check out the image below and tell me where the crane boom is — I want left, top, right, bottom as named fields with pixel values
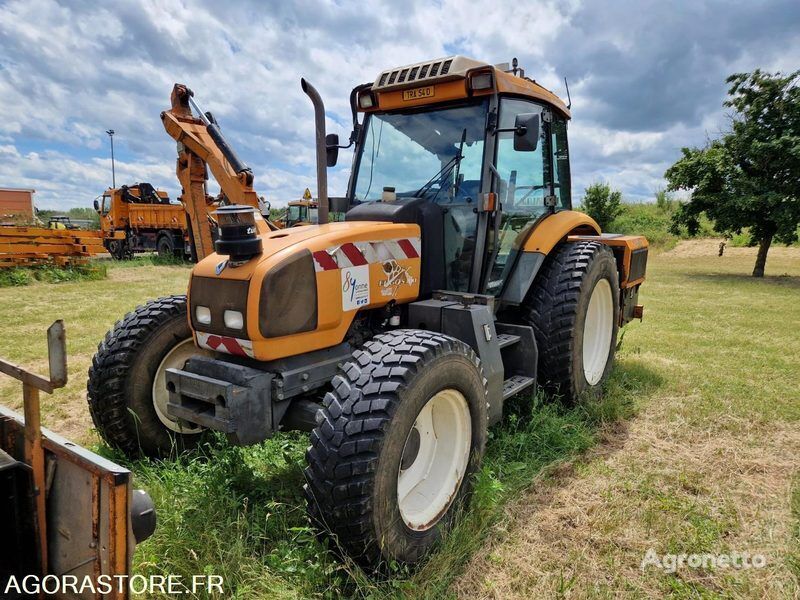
left=161, top=84, right=276, bottom=261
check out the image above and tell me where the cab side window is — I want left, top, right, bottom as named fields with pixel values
left=551, top=116, right=571, bottom=209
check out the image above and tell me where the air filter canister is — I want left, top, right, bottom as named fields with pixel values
left=214, top=205, right=263, bottom=261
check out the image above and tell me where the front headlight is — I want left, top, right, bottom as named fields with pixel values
left=224, top=310, right=244, bottom=330
left=189, top=277, right=249, bottom=336
left=196, top=305, right=212, bottom=325
left=259, top=250, right=318, bottom=338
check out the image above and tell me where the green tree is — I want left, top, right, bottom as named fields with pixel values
left=666, top=70, right=800, bottom=277
left=654, top=189, right=676, bottom=213
left=580, top=182, right=623, bottom=230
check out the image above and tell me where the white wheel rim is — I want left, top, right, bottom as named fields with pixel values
left=582, top=278, right=614, bottom=386
left=152, top=338, right=210, bottom=434
left=397, top=388, right=471, bottom=531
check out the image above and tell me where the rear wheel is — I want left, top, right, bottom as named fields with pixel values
left=304, top=329, right=487, bottom=566
left=87, top=296, right=210, bottom=458
left=156, top=232, right=176, bottom=258
left=522, top=241, right=620, bottom=402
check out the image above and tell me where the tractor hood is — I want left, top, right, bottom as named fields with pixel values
left=191, top=221, right=420, bottom=282
left=188, top=220, right=422, bottom=362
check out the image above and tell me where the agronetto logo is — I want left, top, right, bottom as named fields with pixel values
left=640, top=548, right=767, bottom=573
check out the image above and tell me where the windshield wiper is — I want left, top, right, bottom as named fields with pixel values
left=451, top=128, right=468, bottom=199
left=415, top=153, right=462, bottom=198
left=415, top=128, right=468, bottom=200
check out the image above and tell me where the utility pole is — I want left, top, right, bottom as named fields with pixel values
left=106, top=129, right=116, bottom=188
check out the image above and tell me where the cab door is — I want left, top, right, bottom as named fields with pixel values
left=485, top=98, right=551, bottom=295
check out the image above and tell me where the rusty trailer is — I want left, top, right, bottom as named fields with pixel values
left=0, top=322, right=155, bottom=599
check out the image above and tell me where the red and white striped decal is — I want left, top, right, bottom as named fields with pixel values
left=196, top=332, right=254, bottom=358
left=312, top=237, right=421, bottom=272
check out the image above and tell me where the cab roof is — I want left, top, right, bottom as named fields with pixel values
left=368, top=55, right=570, bottom=118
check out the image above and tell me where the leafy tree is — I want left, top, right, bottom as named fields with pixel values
left=666, top=70, right=800, bottom=277
left=581, top=182, right=623, bottom=230
left=654, top=189, right=677, bottom=213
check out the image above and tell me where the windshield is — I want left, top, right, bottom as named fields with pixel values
left=288, top=205, right=304, bottom=222
left=353, top=100, right=488, bottom=203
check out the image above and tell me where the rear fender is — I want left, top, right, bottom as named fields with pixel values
left=501, top=211, right=600, bottom=305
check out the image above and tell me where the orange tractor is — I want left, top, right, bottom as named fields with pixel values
left=88, top=56, right=648, bottom=566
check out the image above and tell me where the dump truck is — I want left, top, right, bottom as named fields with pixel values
left=281, top=193, right=346, bottom=228
left=87, top=56, right=648, bottom=567
left=1, top=322, right=155, bottom=597
left=95, top=183, right=190, bottom=259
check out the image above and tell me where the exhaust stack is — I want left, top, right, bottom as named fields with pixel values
left=300, top=78, right=329, bottom=225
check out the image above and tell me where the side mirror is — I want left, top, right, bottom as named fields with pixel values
left=93, top=199, right=100, bottom=212
left=325, top=133, right=339, bottom=167
left=513, top=113, right=540, bottom=152
left=329, top=196, right=350, bottom=214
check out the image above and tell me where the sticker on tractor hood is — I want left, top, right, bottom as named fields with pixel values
left=341, top=265, right=370, bottom=311
left=196, top=332, right=254, bottom=358
left=312, top=237, right=420, bottom=272
left=379, top=259, right=416, bottom=296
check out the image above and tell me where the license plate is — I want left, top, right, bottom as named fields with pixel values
left=402, top=86, right=435, bottom=101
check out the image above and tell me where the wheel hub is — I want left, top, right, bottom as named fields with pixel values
left=397, top=388, right=471, bottom=531
left=582, top=278, right=614, bottom=385
left=152, top=338, right=210, bottom=434
left=400, top=427, right=421, bottom=471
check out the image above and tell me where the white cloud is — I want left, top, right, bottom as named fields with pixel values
left=0, top=0, right=798, bottom=209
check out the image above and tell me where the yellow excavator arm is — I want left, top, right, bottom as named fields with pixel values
left=161, top=84, right=277, bottom=260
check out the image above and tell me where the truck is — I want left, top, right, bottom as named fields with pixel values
left=95, top=183, right=190, bottom=259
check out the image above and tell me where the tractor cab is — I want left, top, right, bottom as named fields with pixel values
left=285, top=200, right=319, bottom=227
left=343, top=56, right=573, bottom=299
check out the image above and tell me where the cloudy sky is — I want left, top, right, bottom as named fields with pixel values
left=1, top=0, right=799, bottom=209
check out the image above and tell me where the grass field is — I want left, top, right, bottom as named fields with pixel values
left=0, top=241, right=798, bottom=598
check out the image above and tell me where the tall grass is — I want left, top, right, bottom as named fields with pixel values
left=113, top=359, right=657, bottom=600
left=0, top=262, right=107, bottom=287
left=607, top=199, right=715, bottom=250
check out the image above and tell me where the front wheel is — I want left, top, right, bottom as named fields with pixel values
left=304, top=329, right=488, bottom=566
left=87, top=296, right=211, bottom=458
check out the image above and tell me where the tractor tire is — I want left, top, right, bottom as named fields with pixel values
left=522, top=240, right=620, bottom=403
left=156, top=232, right=176, bottom=258
left=87, top=295, right=209, bottom=458
left=304, top=329, right=487, bottom=566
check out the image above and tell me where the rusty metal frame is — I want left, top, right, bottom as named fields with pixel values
left=0, top=321, right=66, bottom=575
left=0, top=322, right=135, bottom=599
